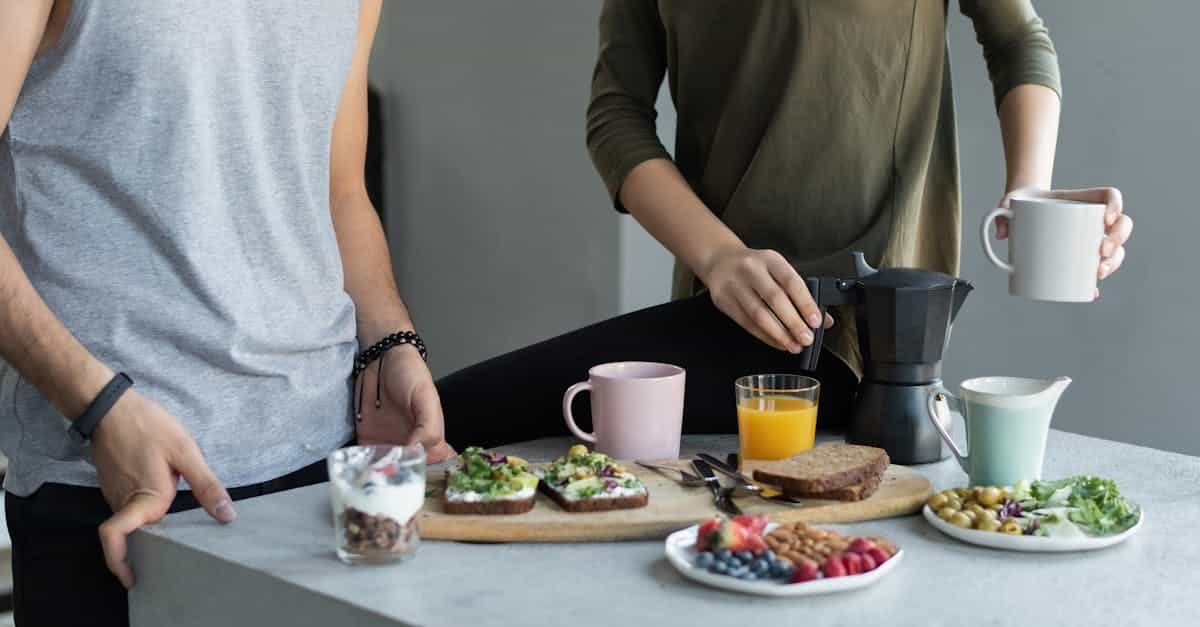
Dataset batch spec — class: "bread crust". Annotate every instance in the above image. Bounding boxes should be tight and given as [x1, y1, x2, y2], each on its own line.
[538, 482, 649, 513]
[749, 443, 889, 493]
[784, 472, 884, 502]
[442, 493, 536, 515]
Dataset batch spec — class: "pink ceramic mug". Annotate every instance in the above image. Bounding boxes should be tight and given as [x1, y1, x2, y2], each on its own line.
[562, 362, 685, 460]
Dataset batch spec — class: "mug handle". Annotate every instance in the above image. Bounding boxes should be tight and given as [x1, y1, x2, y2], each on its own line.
[927, 388, 969, 472]
[981, 207, 1016, 274]
[562, 381, 597, 443]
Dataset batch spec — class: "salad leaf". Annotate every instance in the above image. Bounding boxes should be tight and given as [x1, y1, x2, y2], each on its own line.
[1028, 476, 1140, 536]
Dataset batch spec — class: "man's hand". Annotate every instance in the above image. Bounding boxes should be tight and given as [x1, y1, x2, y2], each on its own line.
[699, 246, 834, 353]
[999, 187, 1132, 293]
[92, 390, 235, 589]
[354, 347, 454, 463]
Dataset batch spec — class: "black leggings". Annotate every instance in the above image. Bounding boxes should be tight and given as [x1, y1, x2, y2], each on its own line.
[438, 294, 856, 448]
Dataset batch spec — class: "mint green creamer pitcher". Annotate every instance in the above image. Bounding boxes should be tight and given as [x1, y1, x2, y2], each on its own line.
[926, 376, 1071, 487]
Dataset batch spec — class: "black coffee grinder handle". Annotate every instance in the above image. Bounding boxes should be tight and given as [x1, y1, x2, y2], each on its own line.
[796, 276, 860, 372]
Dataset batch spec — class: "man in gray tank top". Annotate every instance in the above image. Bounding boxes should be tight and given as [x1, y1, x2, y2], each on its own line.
[0, 2, 449, 625]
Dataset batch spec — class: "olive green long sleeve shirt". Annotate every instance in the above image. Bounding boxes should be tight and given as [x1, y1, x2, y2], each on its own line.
[586, 0, 1061, 377]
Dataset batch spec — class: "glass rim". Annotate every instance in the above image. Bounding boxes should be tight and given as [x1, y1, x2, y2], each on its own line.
[327, 443, 426, 468]
[734, 374, 820, 394]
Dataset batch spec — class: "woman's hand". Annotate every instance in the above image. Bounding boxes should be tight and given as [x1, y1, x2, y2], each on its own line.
[698, 246, 833, 353]
[354, 346, 455, 463]
[999, 187, 1132, 292]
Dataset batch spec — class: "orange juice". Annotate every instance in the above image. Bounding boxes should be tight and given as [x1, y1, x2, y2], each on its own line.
[737, 396, 818, 461]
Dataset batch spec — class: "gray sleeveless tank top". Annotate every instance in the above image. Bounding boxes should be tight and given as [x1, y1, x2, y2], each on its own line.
[0, 0, 361, 495]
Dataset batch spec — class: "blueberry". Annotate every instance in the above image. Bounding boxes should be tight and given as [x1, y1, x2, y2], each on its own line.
[716, 549, 732, 562]
[763, 549, 777, 562]
[711, 561, 728, 574]
[735, 550, 753, 563]
[695, 553, 714, 569]
[726, 566, 748, 578]
[751, 560, 769, 574]
[742, 571, 759, 581]
[728, 556, 744, 567]
[778, 565, 794, 580]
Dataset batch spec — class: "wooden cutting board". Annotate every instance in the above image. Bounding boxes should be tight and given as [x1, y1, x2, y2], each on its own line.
[419, 463, 931, 543]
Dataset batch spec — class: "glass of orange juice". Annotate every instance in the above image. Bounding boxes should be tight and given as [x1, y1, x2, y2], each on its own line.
[735, 374, 820, 462]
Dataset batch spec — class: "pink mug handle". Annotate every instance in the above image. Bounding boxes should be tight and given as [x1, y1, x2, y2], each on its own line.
[562, 381, 597, 443]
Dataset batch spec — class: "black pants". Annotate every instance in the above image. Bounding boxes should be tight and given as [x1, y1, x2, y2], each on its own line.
[4, 459, 328, 627]
[438, 294, 857, 448]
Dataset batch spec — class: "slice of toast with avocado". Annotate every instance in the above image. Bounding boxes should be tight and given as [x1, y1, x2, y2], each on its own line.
[443, 447, 539, 515]
[537, 444, 649, 513]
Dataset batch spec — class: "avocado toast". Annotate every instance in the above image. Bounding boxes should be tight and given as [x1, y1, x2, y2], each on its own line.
[538, 444, 649, 513]
[443, 447, 539, 515]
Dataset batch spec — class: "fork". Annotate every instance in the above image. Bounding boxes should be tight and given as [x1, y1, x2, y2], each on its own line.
[634, 460, 707, 487]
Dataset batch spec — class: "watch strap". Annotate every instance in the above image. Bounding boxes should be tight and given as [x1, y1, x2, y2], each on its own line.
[69, 372, 133, 441]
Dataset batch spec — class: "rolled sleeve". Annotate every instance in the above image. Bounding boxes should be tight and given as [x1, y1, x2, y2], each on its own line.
[586, 0, 672, 212]
[960, 0, 1062, 108]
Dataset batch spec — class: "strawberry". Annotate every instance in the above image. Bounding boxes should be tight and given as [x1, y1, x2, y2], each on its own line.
[866, 547, 891, 566]
[733, 513, 769, 536]
[790, 560, 820, 583]
[745, 533, 768, 554]
[847, 537, 877, 554]
[821, 554, 847, 578]
[695, 517, 722, 551]
[860, 553, 878, 572]
[843, 552, 864, 575]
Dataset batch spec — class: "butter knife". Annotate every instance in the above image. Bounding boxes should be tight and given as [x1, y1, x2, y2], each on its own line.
[691, 458, 742, 516]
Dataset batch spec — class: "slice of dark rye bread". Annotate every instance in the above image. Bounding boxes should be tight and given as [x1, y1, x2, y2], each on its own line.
[537, 482, 649, 513]
[749, 443, 890, 493]
[441, 492, 536, 515]
[783, 472, 884, 502]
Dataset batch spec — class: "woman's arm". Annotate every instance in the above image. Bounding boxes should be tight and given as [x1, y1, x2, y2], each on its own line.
[586, 0, 825, 353]
[966, 0, 1132, 281]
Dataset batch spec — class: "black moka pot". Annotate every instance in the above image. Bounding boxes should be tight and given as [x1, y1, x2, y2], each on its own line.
[797, 252, 973, 464]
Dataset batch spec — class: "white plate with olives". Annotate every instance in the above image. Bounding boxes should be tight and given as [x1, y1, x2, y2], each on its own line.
[923, 484, 1144, 552]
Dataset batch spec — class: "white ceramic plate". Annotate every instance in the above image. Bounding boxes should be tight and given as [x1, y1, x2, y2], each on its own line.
[664, 523, 903, 597]
[922, 505, 1143, 552]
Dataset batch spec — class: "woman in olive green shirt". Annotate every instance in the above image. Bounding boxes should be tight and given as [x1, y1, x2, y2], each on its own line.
[438, 1, 1132, 444]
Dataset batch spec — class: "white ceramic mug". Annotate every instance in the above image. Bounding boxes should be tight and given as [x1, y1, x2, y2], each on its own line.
[981, 197, 1106, 302]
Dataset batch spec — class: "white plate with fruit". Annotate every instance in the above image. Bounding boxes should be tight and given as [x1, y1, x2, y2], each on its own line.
[923, 476, 1143, 552]
[664, 515, 903, 597]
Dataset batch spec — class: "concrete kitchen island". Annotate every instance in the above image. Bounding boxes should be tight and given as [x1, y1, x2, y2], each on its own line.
[129, 432, 1200, 626]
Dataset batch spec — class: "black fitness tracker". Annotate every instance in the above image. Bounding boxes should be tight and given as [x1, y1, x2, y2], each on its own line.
[68, 372, 134, 443]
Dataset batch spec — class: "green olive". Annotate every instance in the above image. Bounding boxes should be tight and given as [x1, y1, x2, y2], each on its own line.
[968, 504, 990, 519]
[945, 497, 963, 511]
[978, 486, 1004, 507]
[937, 507, 959, 522]
[953, 488, 971, 499]
[975, 517, 1002, 532]
[927, 493, 949, 509]
[949, 512, 974, 529]
[960, 509, 978, 523]
[988, 503, 1004, 512]
[1000, 521, 1023, 535]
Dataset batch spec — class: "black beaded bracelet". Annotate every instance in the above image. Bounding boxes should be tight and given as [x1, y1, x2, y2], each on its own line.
[353, 331, 427, 420]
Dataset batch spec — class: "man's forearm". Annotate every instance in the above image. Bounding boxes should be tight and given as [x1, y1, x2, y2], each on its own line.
[330, 191, 415, 346]
[998, 84, 1061, 193]
[620, 159, 744, 281]
[0, 235, 112, 418]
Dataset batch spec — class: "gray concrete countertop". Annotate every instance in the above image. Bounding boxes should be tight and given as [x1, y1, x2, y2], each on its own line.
[130, 431, 1200, 627]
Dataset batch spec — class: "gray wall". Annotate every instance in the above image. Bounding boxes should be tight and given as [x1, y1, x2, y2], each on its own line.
[370, 4, 1198, 454]
[943, 4, 1198, 455]
[369, 1, 619, 378]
